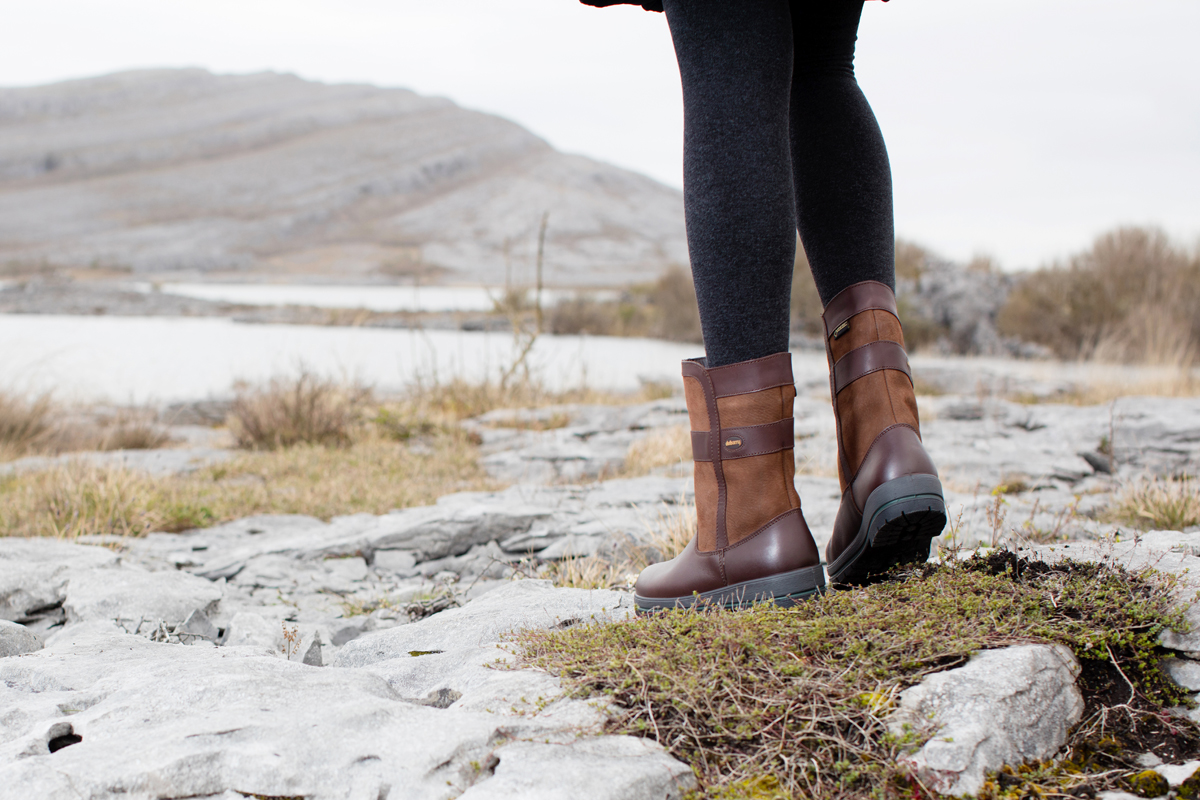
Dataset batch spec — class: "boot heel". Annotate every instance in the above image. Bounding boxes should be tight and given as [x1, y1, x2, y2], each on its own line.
[828, 474, 946, 585]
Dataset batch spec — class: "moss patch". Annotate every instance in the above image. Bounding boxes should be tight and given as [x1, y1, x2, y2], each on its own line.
[519, 553, 1198, 799]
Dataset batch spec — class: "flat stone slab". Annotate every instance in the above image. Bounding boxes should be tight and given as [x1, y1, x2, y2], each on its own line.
[890, 644, 1084, 797]
[0, 587, 692, 800]
[0, 619, 43, 657]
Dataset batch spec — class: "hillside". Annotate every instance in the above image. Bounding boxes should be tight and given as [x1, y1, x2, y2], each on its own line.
[0, 69, 687, 286]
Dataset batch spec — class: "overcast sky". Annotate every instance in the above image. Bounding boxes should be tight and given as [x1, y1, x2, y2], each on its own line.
[3, 0, 1198, 270]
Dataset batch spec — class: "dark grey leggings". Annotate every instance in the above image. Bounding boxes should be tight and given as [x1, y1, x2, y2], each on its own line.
[662, 0, 894, 367]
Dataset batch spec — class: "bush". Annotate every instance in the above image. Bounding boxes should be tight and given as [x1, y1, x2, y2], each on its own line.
[228, 371, 372, 450]
[0, 393, 172, 461]
[549, 265, 702, 344]
[998, 227, 1200, 364]
[0, 392, 56, 459]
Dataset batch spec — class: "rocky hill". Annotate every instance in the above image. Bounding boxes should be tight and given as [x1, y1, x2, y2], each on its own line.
[0, 69, 687, 286]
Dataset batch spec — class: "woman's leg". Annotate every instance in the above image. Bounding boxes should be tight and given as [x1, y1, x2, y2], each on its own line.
[662, 0, 795, 368]
[635, 0, 824, 612]
[791, 1, 947, 583]
[789, 0, 895, 304]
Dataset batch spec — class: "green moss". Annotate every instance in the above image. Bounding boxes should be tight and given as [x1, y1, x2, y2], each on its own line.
[1178, 766, 1200, 799]
[518, 553, 1195, 800]
[1123, 769, 1170, 798]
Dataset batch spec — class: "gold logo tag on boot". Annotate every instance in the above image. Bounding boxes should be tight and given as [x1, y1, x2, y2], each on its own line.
[724, 435, 744, 450]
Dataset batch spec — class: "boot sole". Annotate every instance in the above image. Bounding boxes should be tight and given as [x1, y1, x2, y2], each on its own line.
[634, 564, 826, 613]
[826, 474, 947, 586]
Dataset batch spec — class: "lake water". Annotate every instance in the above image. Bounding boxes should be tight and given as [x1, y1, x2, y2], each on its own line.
[0, 313, 1185, 405]
[135, 283, 616, 313]
[0, 315, 702, 403]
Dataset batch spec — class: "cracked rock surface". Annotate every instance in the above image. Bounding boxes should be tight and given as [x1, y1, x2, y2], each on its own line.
[2, 391, 1200, 797]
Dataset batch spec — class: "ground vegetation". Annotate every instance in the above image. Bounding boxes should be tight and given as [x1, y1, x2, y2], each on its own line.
[521, 553, 1196, 800]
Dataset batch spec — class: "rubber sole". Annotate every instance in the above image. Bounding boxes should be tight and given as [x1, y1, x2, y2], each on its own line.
[826, 474, 947, 586]
[634, 564, 826, 613]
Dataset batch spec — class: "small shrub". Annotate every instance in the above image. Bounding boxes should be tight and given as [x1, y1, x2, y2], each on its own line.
[228, 371, 372, 450]
[93, 409, 173, 451]
[0, 394, 172, 460]
[548, 266, 702, 344]
[0, 391, 56, 459]
[998, 226, 1200, 364]
[1108, 476, 1200, 531]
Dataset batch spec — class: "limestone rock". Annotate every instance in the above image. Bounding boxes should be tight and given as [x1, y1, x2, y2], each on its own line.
[458, 736, 696, 800]
[334, 579, 631, 668]
[222, 611, 281, 650]
[0, 538, 118, 622]
[1163, 658, 1200, 692]
[889, 644, 1084, 797]
[63, 567, 223, 629]
[0, 619, 43, 657]
[0, 587, 686, 800]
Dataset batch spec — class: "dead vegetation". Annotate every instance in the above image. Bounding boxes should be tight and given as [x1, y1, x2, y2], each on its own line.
[540, 494, 696, 591]
[0, 370, 680, 539]
[547, 265, 703, 343]
[229, 372, 373, 450]
[1108, 476, 1200, 532]
[999, 226, 1200, 366]
[622, 425, 691, 478]
[0, 392, 172, 462]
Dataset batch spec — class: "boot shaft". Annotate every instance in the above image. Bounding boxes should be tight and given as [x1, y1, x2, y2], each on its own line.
[682, 352, 801, 553]
[821, 281, 922, 491]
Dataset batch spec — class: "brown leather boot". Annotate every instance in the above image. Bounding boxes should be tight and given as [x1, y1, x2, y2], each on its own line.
[634, 352, 825, 611]
[822, 281, 947, 584]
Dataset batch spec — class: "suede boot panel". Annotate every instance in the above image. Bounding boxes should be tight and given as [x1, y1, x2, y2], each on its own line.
[684, 376, 711, 431]
[716, 386, 785, 426]
[784, 448, 800, 507]
[829, 309, 904, 361]
[721, 455, 795, 544]
[694, 461, 720, 552]
[884, 370, 920, 435]
[835, 370, 896, 490]
[716, 385, 799, 546]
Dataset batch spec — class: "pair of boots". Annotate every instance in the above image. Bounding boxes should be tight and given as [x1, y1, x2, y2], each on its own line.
[635, 281, 947, 611]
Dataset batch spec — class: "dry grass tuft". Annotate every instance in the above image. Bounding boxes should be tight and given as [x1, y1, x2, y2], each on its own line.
[0, 392, 173, 461]
[228, 371, 373, 450]
[622, 425, 691, 478]
[0, 392, 57, 459]
[542, 496, 696, 590]
[1107, 476, 1200, 531]
[0, 432, 492, 538]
